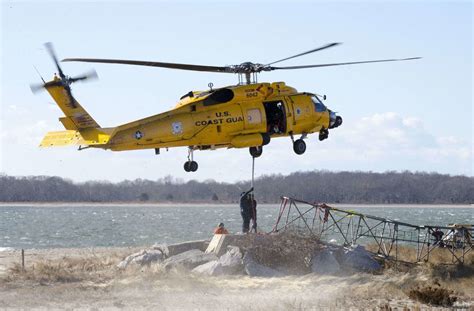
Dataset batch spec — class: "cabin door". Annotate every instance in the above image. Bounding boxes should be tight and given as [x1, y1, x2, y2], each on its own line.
[263, 100, 287, 135]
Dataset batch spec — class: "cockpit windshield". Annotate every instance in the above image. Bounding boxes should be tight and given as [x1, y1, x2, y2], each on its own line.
[311, 95, 327, 112]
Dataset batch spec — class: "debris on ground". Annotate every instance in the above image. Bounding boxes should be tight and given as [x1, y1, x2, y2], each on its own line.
[408, 284, 458, 306]
[117, 244, 169, 269]
[118, 232, 386, 277]
[339, 244, 382, 273]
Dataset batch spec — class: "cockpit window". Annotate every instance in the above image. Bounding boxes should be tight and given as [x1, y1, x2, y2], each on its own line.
[311, 95, 326, 112]
[203, 88, 234, 106]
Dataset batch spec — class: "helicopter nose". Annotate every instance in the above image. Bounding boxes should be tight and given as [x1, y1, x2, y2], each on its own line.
[329, 111, 343, 129]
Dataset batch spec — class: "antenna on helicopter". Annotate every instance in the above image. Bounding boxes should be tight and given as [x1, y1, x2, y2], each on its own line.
[32, 65, 46, 84]
[30, 42, 98, 108]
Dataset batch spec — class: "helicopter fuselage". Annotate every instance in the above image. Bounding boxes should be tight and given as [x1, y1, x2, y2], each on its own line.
[40, 79, 342, 171]
[105, 81, 339, 151]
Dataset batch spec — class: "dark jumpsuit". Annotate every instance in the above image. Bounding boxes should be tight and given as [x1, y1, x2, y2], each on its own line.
[240, 189, 253, 233]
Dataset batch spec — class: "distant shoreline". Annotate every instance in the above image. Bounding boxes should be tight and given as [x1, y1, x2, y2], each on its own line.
[0, 202, 472, 208]
[2, 172, 472, 205]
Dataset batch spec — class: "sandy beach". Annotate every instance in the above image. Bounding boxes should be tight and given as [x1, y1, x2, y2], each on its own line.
[1, 246, 473, 310]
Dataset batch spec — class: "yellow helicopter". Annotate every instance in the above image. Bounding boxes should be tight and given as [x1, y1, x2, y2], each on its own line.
[32, 43, 420, 172]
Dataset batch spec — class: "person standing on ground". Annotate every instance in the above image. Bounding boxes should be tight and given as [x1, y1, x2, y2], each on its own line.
[250, 195, 257, 233]
[240, 187, 253, 233]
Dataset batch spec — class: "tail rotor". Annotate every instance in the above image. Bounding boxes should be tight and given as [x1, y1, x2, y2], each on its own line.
[30, 42, 98, 108]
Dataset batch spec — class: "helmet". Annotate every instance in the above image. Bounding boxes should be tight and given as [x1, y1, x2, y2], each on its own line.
[218, 222, 224, 228]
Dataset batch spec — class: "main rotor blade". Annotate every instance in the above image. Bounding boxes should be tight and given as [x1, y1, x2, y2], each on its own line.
[265, 42, 341, 66]
[44, 42, 66, 79]
[63, 58, 230, 73]
[269, 57, 421, 70]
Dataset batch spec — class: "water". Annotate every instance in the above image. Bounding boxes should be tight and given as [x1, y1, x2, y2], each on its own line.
[0, 204, 472, 249]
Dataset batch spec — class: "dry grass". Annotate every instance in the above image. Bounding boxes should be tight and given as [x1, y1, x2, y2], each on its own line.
[365, 243, 474, 265]
[6, 254, 121, 284]
[1, 244, 473, 309]
[408, 285, 458, 306]
[377, 304, 422, 311]
[365, 243, 474, 292]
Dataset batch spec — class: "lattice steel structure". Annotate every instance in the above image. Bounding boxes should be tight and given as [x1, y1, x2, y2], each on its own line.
[272, 197, 473, 264]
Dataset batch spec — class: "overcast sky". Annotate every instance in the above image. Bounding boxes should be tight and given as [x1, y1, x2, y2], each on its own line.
[1, 1, 472, 183]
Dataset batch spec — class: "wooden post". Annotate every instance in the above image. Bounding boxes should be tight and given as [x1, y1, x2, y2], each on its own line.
[21, 249, 25, 271]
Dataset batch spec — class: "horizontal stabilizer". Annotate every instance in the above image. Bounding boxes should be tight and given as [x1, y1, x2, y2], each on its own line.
[40, 130, 83, 147]
[40, 129, 111, 148]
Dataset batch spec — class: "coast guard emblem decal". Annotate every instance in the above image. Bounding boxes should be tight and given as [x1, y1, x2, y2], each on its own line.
[134, 130, 144, 140]
[172, 122, 183, 134]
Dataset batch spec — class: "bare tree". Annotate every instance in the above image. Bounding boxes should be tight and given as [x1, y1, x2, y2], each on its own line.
[0, 171, 472, 204]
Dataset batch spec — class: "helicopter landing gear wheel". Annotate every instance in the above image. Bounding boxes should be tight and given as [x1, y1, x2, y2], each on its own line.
[184, 147, 198, 172]
[249, 146, 263, 158]
[184, 160, 198, 172]
[293, 139, 306, 155]
[319, 129, 329, 141]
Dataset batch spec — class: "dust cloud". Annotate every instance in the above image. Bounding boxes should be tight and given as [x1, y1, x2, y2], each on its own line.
[1, 252, 472, 309]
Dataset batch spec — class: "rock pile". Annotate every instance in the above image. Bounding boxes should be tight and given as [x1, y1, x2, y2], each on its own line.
[117, 232, 382, 277]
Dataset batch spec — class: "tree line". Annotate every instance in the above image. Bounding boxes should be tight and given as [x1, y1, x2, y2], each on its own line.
[0, 171, 472, 204]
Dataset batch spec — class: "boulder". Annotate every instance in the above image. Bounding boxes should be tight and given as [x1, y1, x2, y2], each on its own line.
[193, 245, 244, 276]
[218, 246, 242, 270]
[192, 260, 224, 276]
[311, 248, 340, 275]
[243, 252, 284, 277]
[339, 245, 381, 272]
[161, 249, 217, 271]
[117, 248, 166, 269]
